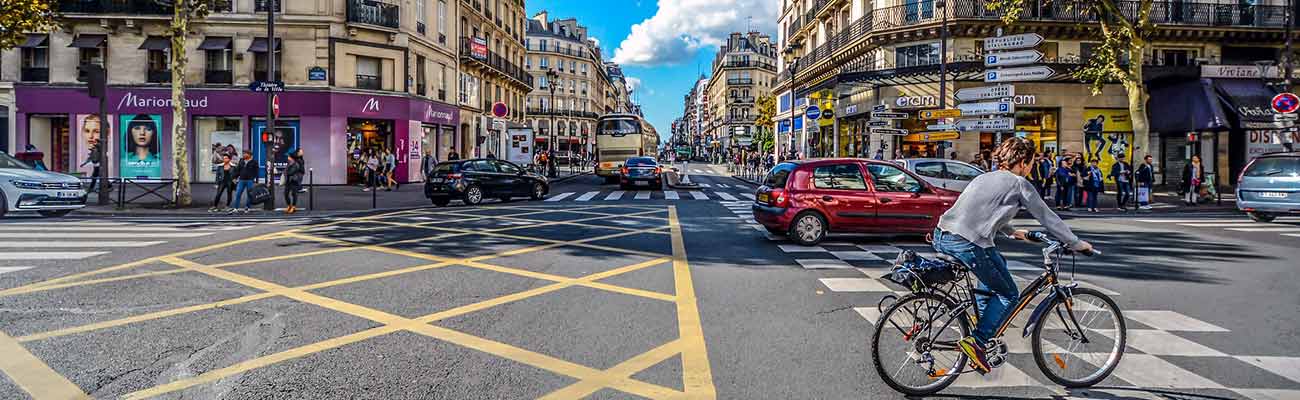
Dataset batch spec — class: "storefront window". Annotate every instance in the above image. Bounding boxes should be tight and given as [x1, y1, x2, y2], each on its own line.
[346, 119, 395, 184]
[1013, 108, 1060, 154]
[195, 116, 244, 182]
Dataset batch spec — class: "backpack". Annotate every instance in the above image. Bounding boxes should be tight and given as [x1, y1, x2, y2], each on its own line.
[887, 250, 960, 292]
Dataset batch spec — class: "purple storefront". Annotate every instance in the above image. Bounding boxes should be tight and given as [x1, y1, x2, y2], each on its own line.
[12, 85, 458, 185]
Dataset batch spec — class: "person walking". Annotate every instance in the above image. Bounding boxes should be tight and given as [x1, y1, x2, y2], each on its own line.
[1136, 154, 1155, 210]
[1028, 153, 1045, 195]
[1084, 159, 1104, 212]
[1054, 156, 1076, 210]
[210, 154, 236, 212]
[282, 154, 304, 214]
[230, 150, 258, 213]
[294, 149, 308, 193]
[1182, 154, 1205, 206]
[448, 149, 461, 161]
[384, 149, 399, 191]
[1072, 152, 1087, 206]
[421, 148, 436, 182]
[80, 142, 103, 192]
[1037, 152, 1055, 199]
[363, 151, 380, 192]
[1109, 153, 1132, 211]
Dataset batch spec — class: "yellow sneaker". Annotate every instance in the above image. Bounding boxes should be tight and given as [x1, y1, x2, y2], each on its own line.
[959, 337, 992, 375]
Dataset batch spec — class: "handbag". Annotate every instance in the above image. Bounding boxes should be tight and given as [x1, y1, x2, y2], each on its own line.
[1137, 187, 1150, 203]
[249, 184, 272, 205]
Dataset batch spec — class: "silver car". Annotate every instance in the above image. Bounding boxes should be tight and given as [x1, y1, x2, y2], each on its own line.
[0, 152, 86, 218]
[895, 158, 986, 191]
[1236, 152, 1300, 222]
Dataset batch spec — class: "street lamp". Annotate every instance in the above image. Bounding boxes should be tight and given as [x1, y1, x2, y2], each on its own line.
[783, 43, 803, 162]
[937, 0, 951, 158]
[545, 68, 559, 177]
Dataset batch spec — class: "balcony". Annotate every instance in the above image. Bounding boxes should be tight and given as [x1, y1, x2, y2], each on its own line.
[21, 68, 49, 82]
[719, 60, 777, 72]
[459, 37, 534, 89]
[347, 0, 400, 30]
[255, 0, 281, 12]
[730, 96, 755, 104]
[253, 70, 283, 82]
[356, 74, 381, 90]
[146, 69, 171, 83]
[786, 14, 803, 38]
[56, 0, 169, 15]
[205, 70, 233, 84]
[525, 108, 599, 119]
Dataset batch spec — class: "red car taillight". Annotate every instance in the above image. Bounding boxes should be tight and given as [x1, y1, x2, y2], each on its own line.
[620, 167, 629, 175]
[654, 167, 662, 174]
[769, 188, 790, 208]
[446, 173, 463, 179]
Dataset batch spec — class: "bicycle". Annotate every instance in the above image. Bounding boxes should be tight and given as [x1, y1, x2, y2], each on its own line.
[870, 232, 1126, 395]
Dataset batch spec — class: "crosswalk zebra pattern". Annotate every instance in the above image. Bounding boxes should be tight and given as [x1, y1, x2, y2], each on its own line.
[1136, 218, 1300, 239]
[546, 189, 753, 202]
[0, 220, 264, 275]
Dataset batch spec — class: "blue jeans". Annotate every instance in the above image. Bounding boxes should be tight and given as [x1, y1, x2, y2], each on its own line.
[1116, 181, 1131, 208]
[932, 229, 1018, 343]
[1055, 184, 1074, 208]
[232, 179, 255, 209]
[1086, 189, 1100, 209]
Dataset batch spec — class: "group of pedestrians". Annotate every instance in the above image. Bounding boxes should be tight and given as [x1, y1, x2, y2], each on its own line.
[1024, 150, 1156, 212]
[210, 149, 306, 214]
[358, 149, 399, 192]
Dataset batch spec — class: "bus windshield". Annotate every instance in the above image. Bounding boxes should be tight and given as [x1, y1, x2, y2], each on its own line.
[598, 119, 640, 136]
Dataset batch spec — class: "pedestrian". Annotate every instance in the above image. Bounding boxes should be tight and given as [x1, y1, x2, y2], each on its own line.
[1072, 152, 1087, 206]
[1054, 156, 1075, 210]
[1182, 154, 1205, 206]
[282, 153, 304, 214]
[1084, 159, 1103, 212]
[972, 153, 989, 171]
[1109, 153, 1132, 211]
[364, 151, 380, 192]
[1137, 154, 1155, 210]
[294, 149, 308, 193]
[80, 141, 103, 192]
[421, 148, 436, 182]
[384, 149, 398, 191]
[949, 151, 959, 160]
[448, 149, 461, 161]
[874, 148, 885, 160]
[209, 154, 236, 212]
[1037, 152, 1055, 199]
[230, 149, 258, 213]
[1028, 153, 1046, 196]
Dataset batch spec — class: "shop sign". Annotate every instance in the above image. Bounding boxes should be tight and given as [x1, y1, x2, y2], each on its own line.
[955, 117, 1014, 132]
[423, 104, 455, 124]
[903, 131, 960, 142]
[308, 66, 328, 81]
[1201, 65, 1279, 79]
[1274, 113, 1298, 121]
[985, 66, 1055, 83]
[1247, 130, 1298, 159]
[470, 37, 489, 60]
[985, 50, 1044, 67]
[362, 97, 381, 113]
[870, 127, 908, 135]
[955, 85, 1014, 102]
[918, 109, 961, 119]
[982, 33, 1044, 51]
[895, 95, 937, 108]
[999, 94, 1037, 105]
[958, 101, 1014, 116]
[844, 104, 859, 115]
[805, 105, 821, 119]
[116, 91, 210, 111]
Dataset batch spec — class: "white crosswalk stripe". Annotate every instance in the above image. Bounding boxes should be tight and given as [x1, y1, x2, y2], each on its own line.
[690, 191, 709, 200]
[1139, 218, 1300, 239]
[740, 193, 756, 200]
[716, 192, 738, 201]
[603, 191, 625, 200]
[698, 183, 711, 188]
[634, 191, 651, 200]
[574, 191, 600, 201]
[544, 192, 574, 202]
[0, 220, 275, 267]
[717, 183, 730, 188]
[664, 191, 680, 200]
[0, 241, 165, 248]
[0, 252, 109, 260]
[0, 266, 33, 275]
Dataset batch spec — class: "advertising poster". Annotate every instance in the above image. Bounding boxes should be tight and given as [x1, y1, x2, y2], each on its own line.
[1081, 109, 1134, 184]
[1246, 130, 1299, 160]
[76, 114, 112, 177]
[252, 120, 300, 179]
[119, 114, 163, 179]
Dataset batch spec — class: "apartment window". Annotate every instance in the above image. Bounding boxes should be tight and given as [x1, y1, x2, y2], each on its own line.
[18, 34, 49, 82]
[459, 72, 480, 106]
[1155, 48, 1198, 66]
[141, 36, 171, 83]
[540, 56, 549, 68]
[199, 37, 233, 84]
[416, 0, 427, 34]
[1080, 42, 1130, 65]
[580, 63, 587, 75]
[255, 0, 281, 12]
[526, 57, 532, 69]
[439, 63, 448, 100]
[895, 42, 940, 68]
[71, 35, 107, 68]
[356, 56, 381, 90]
[416, 55, 427, 95]
[437, 0, 447, 43]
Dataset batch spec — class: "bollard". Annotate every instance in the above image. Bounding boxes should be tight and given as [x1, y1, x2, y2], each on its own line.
[372, 180, 377, 209]
[308, 168, 314, 212]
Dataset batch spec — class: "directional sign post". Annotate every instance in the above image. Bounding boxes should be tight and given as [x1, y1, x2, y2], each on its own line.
[870, 128, 909, 135]
[986, 66, 1055, 83]
[983, 33, 1045, 51]
[958, 101, 1015, 117]
[985, 50, 1044, 68]
[872, 104, 888, 113]
[955, 85, 1015, 102]
[955, 117, 1015, 132]
[926, 123, 956, 131]
[918, 109, 961, 119]
[868, 120, 892, 128]
[871, 111, 908, 119]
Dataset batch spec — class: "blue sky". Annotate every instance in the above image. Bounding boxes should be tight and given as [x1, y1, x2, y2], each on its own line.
[528, 0, 779, 142]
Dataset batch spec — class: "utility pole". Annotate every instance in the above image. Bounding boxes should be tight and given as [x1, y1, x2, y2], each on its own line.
[547, 68, 558, 177]
[1286, 0, 1294, 91]
[938, 0, 950, 157]
[263, 0, 277, 211]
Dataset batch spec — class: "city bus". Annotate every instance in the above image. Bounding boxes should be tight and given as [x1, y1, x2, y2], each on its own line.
[595, 113, 651, 183]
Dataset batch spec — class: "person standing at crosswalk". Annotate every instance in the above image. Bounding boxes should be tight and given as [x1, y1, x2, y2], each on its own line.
[210, 154, 236, 212]
[282, 153, 304, 214]
[1137, 155, 1155, 210]
[230, 150, 259, 213]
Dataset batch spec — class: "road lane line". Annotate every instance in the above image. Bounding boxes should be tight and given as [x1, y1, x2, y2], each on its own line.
[715, 192, 738, 201]
[698, 183, 711, 187]
[740, 193, 755, 200]
[3, 232, 212, 239]
[0, 266, 33, 275]
[574, 191, 600, 201]
[544, 192, 574, 201]
[0, 330, 88, 399]
[634, 191, 651, 200]
[668, 206, 718, 398]
[717, 183, 730, 188]
[664, 191, 680, 200]
[0, 252, 108, 260]
[1177, 223, 1268, 227]
[690, 191, 709, 200]
[540, 340, 684, 399]
[0, 241, 165, 248]
[1226, 227, 1300, 232]
[604, 191, 625, 200]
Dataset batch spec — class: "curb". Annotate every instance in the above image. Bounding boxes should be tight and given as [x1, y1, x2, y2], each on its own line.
[731, 175, 762, 186]
[73, 203, 432, 219]
[549, 171, 592, 184]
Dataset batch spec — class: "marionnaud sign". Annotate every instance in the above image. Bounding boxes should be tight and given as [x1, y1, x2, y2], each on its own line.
[986, 66, 1055, 83]
[955, 85, 1015, 102]
[955, 117, 1015, 132]
[983, 33, 1045, 51]
[116, 92, 210, 111]
[985, 50, 1044, 67]
[958, 101, 1015, 116]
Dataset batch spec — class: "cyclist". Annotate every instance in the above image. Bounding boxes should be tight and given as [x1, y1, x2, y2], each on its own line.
[932, 137, 1093, 374]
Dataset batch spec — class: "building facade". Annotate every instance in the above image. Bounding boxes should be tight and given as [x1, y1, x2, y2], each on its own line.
[524, 12, 607, 156]
[703, 32, 778, 156]
[457, 0, 532, 160]
[774, 0, 1300, 188]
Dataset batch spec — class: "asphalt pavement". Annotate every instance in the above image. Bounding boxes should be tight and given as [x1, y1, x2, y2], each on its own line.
[0, 163, 1296, 399]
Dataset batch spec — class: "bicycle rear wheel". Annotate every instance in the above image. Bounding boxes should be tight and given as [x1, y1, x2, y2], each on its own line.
[871, 292, 970, 396]
[1031, 287, 1126, 388]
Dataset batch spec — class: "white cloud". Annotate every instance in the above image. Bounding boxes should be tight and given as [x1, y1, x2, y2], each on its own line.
[625, 77, 643, 93]
[612, 0, 779, 66]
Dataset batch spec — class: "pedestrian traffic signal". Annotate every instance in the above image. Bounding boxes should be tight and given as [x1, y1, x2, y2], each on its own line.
[77, 64, 106, 99]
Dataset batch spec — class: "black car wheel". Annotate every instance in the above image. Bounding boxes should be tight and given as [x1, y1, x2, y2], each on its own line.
[789, 211, 827, 246]
[38, 209, 72, 218]
[463, 186, 484, 206]
[0, 192, 7, 217]
[530, 182, 546, 200]
[1249, 211, 1276, 223]
[431, 198, 450, 207]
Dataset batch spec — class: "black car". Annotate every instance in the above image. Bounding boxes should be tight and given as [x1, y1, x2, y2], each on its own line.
[424, 159, 549, 206]
[618, 157, 663, 190]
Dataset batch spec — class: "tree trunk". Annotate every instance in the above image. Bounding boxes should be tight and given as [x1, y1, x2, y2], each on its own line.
[1124, 39, 1152, 163]
[170, 6, 192, 206]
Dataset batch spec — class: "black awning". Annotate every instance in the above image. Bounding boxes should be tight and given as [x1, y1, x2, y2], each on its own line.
[68, 34, 107, 48]
[1213, 78, 1282, 130]
[197, 36, 232, 50]
[1147, 78, 1231, 133]
[17, 34, 48, 48]
[247, 38, 282, 53]
[138, 36, 171, 50]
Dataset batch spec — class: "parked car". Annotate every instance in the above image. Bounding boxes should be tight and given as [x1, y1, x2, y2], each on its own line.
[424, 158, 548, 206]
[894, 158, 985, 191]
[0, 151, 86, 218]
[1236, 151, 1300, 222]
[619, 157, 663, 190]
[751, 159, 960, 245]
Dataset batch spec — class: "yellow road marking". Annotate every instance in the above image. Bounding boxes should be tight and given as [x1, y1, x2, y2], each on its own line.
[0, 330, 89, 399]
[18, 292, 279, 343]
[539, 340, 684, 400]
[433, 209, 671, 235]
[669, 206, 717, 398]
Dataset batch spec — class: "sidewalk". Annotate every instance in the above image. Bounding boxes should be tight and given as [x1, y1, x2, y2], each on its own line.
[78, 170, 590, 216]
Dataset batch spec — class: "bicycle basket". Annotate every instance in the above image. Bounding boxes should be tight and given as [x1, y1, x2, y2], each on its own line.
[887, 250, 960, 292]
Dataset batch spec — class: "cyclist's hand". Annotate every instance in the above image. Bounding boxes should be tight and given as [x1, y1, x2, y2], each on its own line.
[1072, 240, 1094, 253]
[1012, 229, 1030, 240]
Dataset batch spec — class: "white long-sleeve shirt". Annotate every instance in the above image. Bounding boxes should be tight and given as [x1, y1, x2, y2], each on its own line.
[937, 170, 1081, 249]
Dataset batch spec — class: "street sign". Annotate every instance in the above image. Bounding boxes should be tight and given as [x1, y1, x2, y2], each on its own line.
[926, 123, 956, 131]
[492, 102, 509, 118]
[272, 94, 280, 119]
[870, 128, 909, 135]
[983, 33, 1045, 51]
[986, 66, 1055, 83]
[1275, 113, 1298, 121]
[955, 85, 1015, 102]
[903, 131, 961, 142]
[918, 109, 961, 119]
[871, 112, 908, 119]
[248, 80, 285, 92]
[872, 104, 888, 113]
[984, 50, 1044, 67]
[868, 120, 891, 128]
[806, 105, 821, 119]
[1272, 92, 1300, 113]
[958, 101, 1015, 116]
[821, 109, 835, 120]
[955, 117, 1015, 132]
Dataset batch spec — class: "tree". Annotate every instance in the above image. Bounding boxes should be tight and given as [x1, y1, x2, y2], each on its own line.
[987, 0, 1154, 160]
[154, 0, 222, 207]
[0, 0, 57, 50]
[755, 94, 777, 153]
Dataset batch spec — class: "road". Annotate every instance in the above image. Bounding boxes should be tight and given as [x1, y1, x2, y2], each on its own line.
[1, 163, 1297, 399]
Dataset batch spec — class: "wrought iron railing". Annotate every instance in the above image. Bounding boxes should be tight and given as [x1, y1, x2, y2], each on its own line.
[347, 0, 400, 29]
[56, 0, 169, 14]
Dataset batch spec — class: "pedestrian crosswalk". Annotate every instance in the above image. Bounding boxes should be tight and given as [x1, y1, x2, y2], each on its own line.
[1136, 218, 1300, 240]
[544, 189, 753, 202]
[0, 219, 266, 275]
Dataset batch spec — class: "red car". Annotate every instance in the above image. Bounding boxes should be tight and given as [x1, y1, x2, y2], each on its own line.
[752, 159, 960, 245]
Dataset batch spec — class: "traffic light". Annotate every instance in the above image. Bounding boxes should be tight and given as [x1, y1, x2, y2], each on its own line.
[77, 64, 107, 99]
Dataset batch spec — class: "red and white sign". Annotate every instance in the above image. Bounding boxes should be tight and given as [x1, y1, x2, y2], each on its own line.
[492, 102, 509, 118]
[1271, 92, 1299, 114]
[271, 94, 280, 119]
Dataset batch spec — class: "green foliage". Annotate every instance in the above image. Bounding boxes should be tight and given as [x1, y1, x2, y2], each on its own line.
[985, 0, 1153, 91]
[0, 0, 57, 50]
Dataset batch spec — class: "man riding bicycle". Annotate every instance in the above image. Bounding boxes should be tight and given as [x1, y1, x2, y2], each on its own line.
[932, 137, 1093, 374]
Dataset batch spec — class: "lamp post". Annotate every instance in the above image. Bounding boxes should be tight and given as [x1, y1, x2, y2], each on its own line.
[783, 43, 803, 162]
[545, 68, 559, 177]
[937, 0, 951, 157]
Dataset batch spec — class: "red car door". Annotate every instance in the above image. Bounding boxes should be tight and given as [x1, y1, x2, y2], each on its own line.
[804, 162, 877, 232]
[865, 163, 951, 233]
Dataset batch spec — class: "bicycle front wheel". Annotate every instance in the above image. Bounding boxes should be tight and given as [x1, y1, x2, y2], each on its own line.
[1031, 287, 1127, 388]
[871, 292, 970, 396]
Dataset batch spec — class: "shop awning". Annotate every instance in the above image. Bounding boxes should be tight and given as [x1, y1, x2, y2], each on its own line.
[138, 36, 171, 50]
[247, 38, 282, 53]
[1147, 78, 1231, 133]
[197, 36, 232, 50]
[1213, 78, 1282, 130]
[68, 34, 106, 49]
[16, 34, 47, 48]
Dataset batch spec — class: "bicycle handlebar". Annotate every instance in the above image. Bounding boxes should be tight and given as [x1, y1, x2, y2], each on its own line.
[1026, 231, 1101, 257]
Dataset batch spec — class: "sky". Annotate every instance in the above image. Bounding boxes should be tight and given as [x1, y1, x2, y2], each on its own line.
[528, 0, 780, 142]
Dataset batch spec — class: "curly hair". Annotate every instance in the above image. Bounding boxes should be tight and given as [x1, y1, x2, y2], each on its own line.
[991, 137, 1035, 170]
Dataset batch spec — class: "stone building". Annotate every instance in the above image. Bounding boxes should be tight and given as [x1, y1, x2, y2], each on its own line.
[524, 11, 608, 156]
[703, 31, 777, 156]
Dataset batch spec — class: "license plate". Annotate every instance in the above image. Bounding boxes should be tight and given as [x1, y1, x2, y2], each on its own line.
[634, 181, 649, 186]
[431, 178, 444, 183]
[757, 193, 770, 202]
[1259, 192, 1288, 198]
[54, 191, 81, 199]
